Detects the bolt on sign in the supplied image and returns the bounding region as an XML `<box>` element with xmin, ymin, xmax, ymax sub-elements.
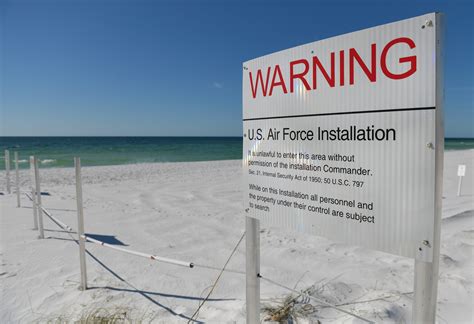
<box><xmin>242</xmin><ymin>13</ymin><xmax>443</xmax><ymax>262</ymax></box>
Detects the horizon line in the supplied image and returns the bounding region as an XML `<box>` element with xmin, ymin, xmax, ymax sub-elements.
<box><xmin>1</xmin><ymin>135</ymin><xmax>473</xmax><ymax>139</ymax></box>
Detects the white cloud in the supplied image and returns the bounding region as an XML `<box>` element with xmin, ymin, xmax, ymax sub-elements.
<box><xmin>212</xmin><ymin>82</ymin><xmax>223</xmax><ymax>89</ymax></box>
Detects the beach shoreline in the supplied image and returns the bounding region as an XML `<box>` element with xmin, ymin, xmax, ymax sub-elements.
<box><xmin>1</xmin><ymin>137</ymin><xmax>473</xmax><ymax>170</ymax></box>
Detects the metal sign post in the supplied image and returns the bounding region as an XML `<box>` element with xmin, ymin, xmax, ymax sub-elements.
<box><xmin>34</xmin><ymin>157</ymin><xmax>45</xmax><ymax>239</ymax></box>
<box><xmin>245</xmin><ymin>216</ymin><xmax>260</xmax><ymax>324</ymax></box>
<box><xmin>15</xmin><ymin>152</ymin><xmax>20</xmax><ymax>207</ymax></box>
<box><xmin>413</xmin><ymin>13</ymin><xmax>444</xmax><ymax>323</ymax></box>
<box><xmin>75</xmin><ymin>157</ymin><xmax>88</xmax><ymax>291</ymax></box>
<box><xmin>5</xmin><ymin>150</ymin><xmax>11</xmax><ymax>194</ymax></box>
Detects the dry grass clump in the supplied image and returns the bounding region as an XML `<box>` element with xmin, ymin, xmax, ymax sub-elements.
<box><xmin>77</xmin><ymin>307</ymin><xmax>135</xmax><ymax>323</ymax></box>
<box><xmin>262</xmin><ymin>273</ymin><xmax>346</xmax><ymax>323</ymax></box>
<box><xmin>262</xmin><ymin>290</ymin><xmax>321</xmax><ymax>323</ymax></box>
<box><xmin>43</xmin><ymin>306</ymin><xmax>153</xmax><ymax>324</ymax></box>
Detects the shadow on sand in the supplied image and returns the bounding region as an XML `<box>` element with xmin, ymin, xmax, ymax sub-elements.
<box><xmin>46</xmin><ymin>232</ymin><xmax>127</xmax><ymax>246</ymax></box>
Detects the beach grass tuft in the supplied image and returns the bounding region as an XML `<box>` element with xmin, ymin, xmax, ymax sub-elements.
<box><xmin>43</xmin><ymin>306</ymin><xmax>154</xmax><ymax>324</ymax></box>
<box><xmin>262</xmin><ymin>291</ymin><xmax>320</xmax><ymax>323</ymax></box>
<box><xmin>77</xmin><ymin>307</ymin><xmax>134</xmax><ymax>324</ymax></box>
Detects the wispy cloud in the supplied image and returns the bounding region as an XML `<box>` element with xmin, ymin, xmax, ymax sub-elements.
<box><xmin>212</xmin><ymin>82</ymin><xmax>223</xmax><ymax>89</ymax></box>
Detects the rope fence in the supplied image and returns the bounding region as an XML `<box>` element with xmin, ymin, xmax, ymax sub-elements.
<box><xmin>22</xmin><ymin>192</ymin><xmax>374</xmax><ymax>323</ymax></box>
<box><xmin>6</xmin><ymin>152</ymin><xmax>376</xmax><ymax>323</ymax></box>
<box><xmin>23</xmin><ymin>190</ymin><xmax>247</xmax><ymax>275</ymax></box>
<box><xmin>24</xmin><ymin>192</ymin><xmax>73</xmax><ymax>232</ymax></box>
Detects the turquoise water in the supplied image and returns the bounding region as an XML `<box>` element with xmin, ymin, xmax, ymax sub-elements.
<box><xmin>0</xmin><ymin>137</ymin><xmax>242</xmax><ymax>169</ymax></box>
<box><xmin>444</xmin><ymin>138</ymin><xmax>474</xmax><ymax>151</ymax></box>
<box><xmin>0</xmin><ymin>137</ymin><xmax>472</xmax><ymax>169</ymax></box>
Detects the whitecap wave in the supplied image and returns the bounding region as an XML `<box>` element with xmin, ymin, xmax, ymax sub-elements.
<box><xmin>40</xmin><ymin>159</ymin><xmax>56</xmax><ymax>164</ymax></box>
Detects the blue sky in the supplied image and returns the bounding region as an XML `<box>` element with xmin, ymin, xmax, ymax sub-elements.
<box><xmin>1</xmin><ymin>0</ymin><xmax>473</xmax><ymax>137</ymax></box>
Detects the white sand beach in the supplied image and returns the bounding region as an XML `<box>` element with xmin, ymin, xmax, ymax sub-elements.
<box><xmin>1</xmin><ymin>150</ymin><xmax>473</xmax><ymax>323</ymax></box>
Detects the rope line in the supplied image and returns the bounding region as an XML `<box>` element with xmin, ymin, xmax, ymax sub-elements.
<box><xmin>192</xmin><ymin>263</ymin><xmax>245</xmax><ymax>275</ymax></box>
<box><xmin>187</xmin><ymin>231</ymin><xmax>246</xmax><ymax>323</ymax></box>
<box><xmin>24</xmin><ymin>192</ymin><xmax>73</xmax><ymax>232</ymax></box>
<box><xmin>82</xmin><ymin>235</ymin><xmax>193</xmax><ymax>268</ymax></box>
<box><xmin>25</xmin><ymin>191</ymin><xmax>247</xmax><ymax>276</ymax></box>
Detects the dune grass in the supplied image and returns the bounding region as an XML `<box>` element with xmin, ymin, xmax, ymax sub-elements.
<box><xmin>43</xmin><ymin>306</ymin><xmax>155</xmax><ymax>324</ymax></box>
<box><xmin>262</xmin><ymin>291</ymin><xmax>320</xmax><ymax>323</ymax></box>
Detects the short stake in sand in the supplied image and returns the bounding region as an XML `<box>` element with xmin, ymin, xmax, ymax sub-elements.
<box><xmin>457</xmin><ymin>164</ymin><xmax>466</xmax><ymax>197</ymax></box>
<box><xmin>5</xmin><ymin>149</ymin><xmax>11</xmax><ymax>194</ymax></box>
<box><xmin>75</xmin><ymin>157</ymin><xmax>88</xmax><ymax>291</ymax></box>
<box><xmin>30</xmin><ymin>156</ymin><xmax>38</xmax><ymax>230</ymax></box>
<box><xmin>34</xmin><ymin>157</ymin><xmax>45</xmax><ymax>239</ymax></box>
<box><xmin>15</xmin><ymin>152</ymin><xmax>20</xmax><ymax>207</ymax></box>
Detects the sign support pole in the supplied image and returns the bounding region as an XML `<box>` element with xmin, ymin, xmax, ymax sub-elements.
<box><xmin>34</xmin><ymin>157</ymin><xmax>45</xmax><ymax>239</ymax></box>
<box><xmin>246</xmin><ymin>216</ymin><xmax>260</xmax><ymax>324</ymax></box>
<box><xmin>15</xmin><ymin>152</ymin><xmax>20</xmax><ymax>207</ymax></box>
<box><xmin>30</xmin><ymin>156</ymin><xmax>38</xmax><ymax>230</ymax></box>
<box><xmin>75</xmin><ymin>157</ymin><xmax>88</xmax><ymax>291</ymax></box>
<box><xmin>5</xmin><ymin>150</ymin><xmax>11</xmax><ymax>194</ymax></box>
<box><xmin>413</xmin><ymin>12</ymin><xmax>444</xmax><ymax>324</ymax></box>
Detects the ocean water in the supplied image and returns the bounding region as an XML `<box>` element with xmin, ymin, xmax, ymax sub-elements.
<box><xmin>0</xmin><ymin>137</ymin><xmax>242</xmax><ymax>169</ymax></box>
<box><xmin>0</xmin><ymin>137</ymin><xmax>472</xmax><ymax>169</ymax></box>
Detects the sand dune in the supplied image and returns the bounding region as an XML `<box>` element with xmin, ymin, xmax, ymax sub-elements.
<box><xmin>1</xmin><ymin>150</ymin><xmax>473</xmax><ymax>323</ymax></box>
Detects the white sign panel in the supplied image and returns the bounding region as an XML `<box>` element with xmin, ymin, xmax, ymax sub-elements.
<box><xmin>243</xmin><ymin>13</ymin><xmax>441</xmax><ymax>261</ymax></box>
<box><xmin>457</xmin><ymin>165</ymin><xmax>466</xmax><ymax>177</ymax></box>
